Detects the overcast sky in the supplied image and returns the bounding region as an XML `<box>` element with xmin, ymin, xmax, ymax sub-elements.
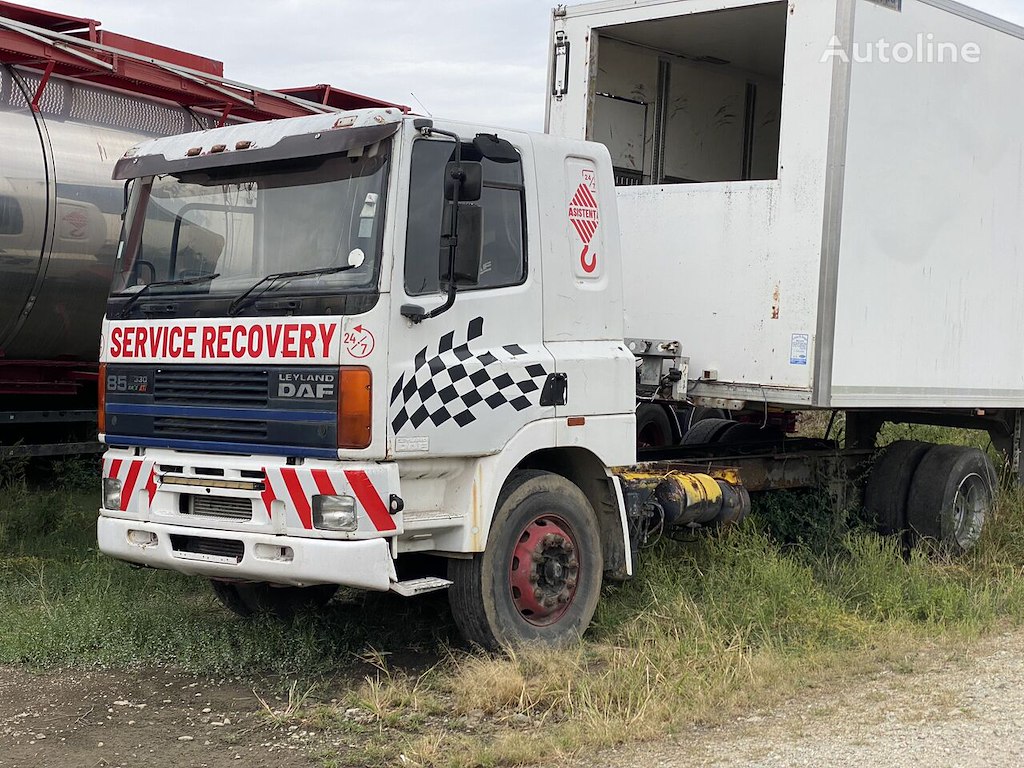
<box><xmin>19</xmin><ymin>0</ymin><xmax>1024</xmax><ymax>130</ymax></box>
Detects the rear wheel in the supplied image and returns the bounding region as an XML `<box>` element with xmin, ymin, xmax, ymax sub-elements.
<box><xmin>448</xmin><ymin>471</ymin><xmax>603</xmax><ymax>649</ymax></box>
<box><xmin>210</xmin><ymin>580</ymin><xmax>338</xmax><ymax>619</ymax></box>
<box><xmin>636</xmin><ymin>404</ymin><xmax>674</xmax><ymax>448</ymax></box>
<box><xmin>686</xmin><ymin>406</ymin><xmax>728</xmax><ymax>429</ymax></box>
<box><xmin>906</xmin><ymin>445</ymin><xmax>996</xmax><ymax>552</ymax></box>
<box><xmin>864</xmin><ymin>441</ymin><xmax>932</xmax><ymax>535</ymax></box>
<box><xmin>715</xmin><ymin>422</ymin><xmax>785</xmax><ymax>447</ymax></box>
<box><xmin>680</xmin><ymin>418</ymin><xmax>735</xmax><ymax>446</ymax></box>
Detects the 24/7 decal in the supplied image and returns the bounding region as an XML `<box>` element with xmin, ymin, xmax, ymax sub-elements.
<box><xmin>568</xmin><ymin>171</ymin><xmax>600</xmax><ymax>274</ymax></box>
<box><xmin>389</xmin><ymin>317</ymin><xmax>548</xmax><ymax>434</ymax></box>
<box><xmin>344</xmin><ymin>324</ymin><xmax>375</xmax><ymax>358</ymax></box>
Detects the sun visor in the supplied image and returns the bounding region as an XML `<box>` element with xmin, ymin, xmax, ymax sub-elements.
<box><xmin>113</xmin><ymin>122</ymin><xmax>400</xmax><ymax>180</ymax></box>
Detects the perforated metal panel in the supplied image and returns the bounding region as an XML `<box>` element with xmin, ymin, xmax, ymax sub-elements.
<box><xmin>16</xmin><ymin>69</ymin><xmax>199</xmax><ymax>135</ymax></box>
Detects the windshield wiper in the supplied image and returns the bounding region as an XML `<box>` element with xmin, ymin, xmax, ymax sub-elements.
<box><xmin>115</xmin><ymin>273</ymin><xmax>221</xmax><ymax>320</ymax></box>
<box><xmin>227</xmin><ymin>264</ymin><xmax>357</xmax><ymax>316</ymax></box>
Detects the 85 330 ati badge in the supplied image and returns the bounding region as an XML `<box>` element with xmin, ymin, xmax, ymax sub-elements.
<box><xmin>389</xmin><ymin>317</ymin><xmax>549</xmax><ymax>434</ymax></box>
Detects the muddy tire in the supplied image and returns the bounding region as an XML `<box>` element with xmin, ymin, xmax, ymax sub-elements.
<box><xmin>448</xmin><ymin>470</ymin><xmax>603</xmax><ymax>650</ymax></box>
<box><xmin>210</xmin><ymin>580</ymin><xmax>337</xmax><ymax>619</ymax></box>
<box><xmin>906</xmin><ymin>445</ymin><xmax>997</xmax><ymax>552</ymax></box>
<box><xmin>864</xmin><ymin>441</ymin><xmax>932</xmax><ymax>535</ymax></box>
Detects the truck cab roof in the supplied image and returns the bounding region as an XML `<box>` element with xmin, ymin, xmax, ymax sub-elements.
<box><xmin>113</xmin><ymin>108</ymin><xmax>406</xmax><ymax>180</ymax></box>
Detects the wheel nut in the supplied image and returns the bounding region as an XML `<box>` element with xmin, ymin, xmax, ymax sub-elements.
<box><xmin>565</xmin><ymin>578</ymin><xmax>576</xmax><ymax>589</ymax></box>
<box><xmin>534</xmin><ymin>588</ymin><xmax>544</xmax><ymax>600</ymax></box>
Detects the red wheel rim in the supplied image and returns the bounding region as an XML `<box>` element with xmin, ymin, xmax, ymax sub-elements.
<box><xmin>508</xmin><ymin>514</ymin><xmax>580</xmax><ymax>626</ymax></box>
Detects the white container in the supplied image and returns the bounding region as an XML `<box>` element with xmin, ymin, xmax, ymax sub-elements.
<box><xmin>547</xmin><ymin>0</ymin><xmax>1024</xmax><ymax>409</ymax></box>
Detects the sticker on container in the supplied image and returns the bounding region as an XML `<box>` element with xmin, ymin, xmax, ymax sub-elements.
<box><xmin>790</xmin><ymin>333</ymin><xmax>810</xmax><ymax>366</ymax></box>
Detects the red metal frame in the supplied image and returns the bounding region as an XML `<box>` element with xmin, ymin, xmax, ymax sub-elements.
<box><xmin>280</xmin><ymin>85</ymin><xmax>410</xmax><ymax>114</ymax></box>
<box><xmin>0</xmin><ymin>1</ymin><xmax>406</xmax><ymax>121</ymax></box>
<box><xmin>0</xmin><ymin>3</ymin><xmax>407</xmax><ymax>400</ymax></box>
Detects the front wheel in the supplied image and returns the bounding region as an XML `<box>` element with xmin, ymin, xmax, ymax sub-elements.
<box><xmin>448</xmin><ymin>471</ymin><xmax>603</xmax><ymax>649</ymax></box>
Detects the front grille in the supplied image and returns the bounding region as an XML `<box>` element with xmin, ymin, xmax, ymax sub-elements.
<box><xmin>154</xmin><ymin>416</ymin><xmax>268</xmax><ymax>441</ymax></box>
<box><xmin>184</xmin><ymin>495</ymin><xmax>253</xmax><ymax>521</ymax></box>
<box><xmin>169</xmin><ymin>534</ymin><xmax>243</xmax><ymax>562</ymax></box>
<box><xmin>154</xmin><ymin>367</ymin><xmax>268</xmax><ymax>407</ymax></box>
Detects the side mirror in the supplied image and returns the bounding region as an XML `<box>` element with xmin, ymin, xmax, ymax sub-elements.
<box><xmin>473</xmin><ymin>134</ymin><xmax>519</xmax><ymax>164</ymax></box>
<box><xmin>444</xmin><ymin>161</ymin><xmax>482</xmax><ymax>202</ymax></box>
<box><xmin>440</xmin><ymin>202</ymin><xmax>483</xmax><ymax>286</ymax></box>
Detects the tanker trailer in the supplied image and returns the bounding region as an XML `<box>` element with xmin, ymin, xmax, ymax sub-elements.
<box><xmin>0</xmin><ymin>2</ymin><xmax>403</xmax><ymax>456</ymax></box>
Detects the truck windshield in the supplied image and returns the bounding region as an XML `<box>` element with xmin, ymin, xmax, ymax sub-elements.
<box><xmin>110</xmin><ymin>149</ymin><xmax>388</xmax><ymax>310</ymax></box>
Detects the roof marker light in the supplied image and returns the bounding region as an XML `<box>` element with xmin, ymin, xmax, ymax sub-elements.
<box><xmin>186</xmin><ymin>147</ymin><xmax>201</xmax><ymax>157</ymax></box>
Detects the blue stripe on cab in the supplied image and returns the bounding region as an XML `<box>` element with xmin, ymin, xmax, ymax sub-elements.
<box><xmin>106</xmin><ymin>403</ymin><xmax>335</xmax><ymax>423</ymax></box>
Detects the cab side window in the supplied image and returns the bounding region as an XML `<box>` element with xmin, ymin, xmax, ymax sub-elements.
<box><xmin>405</xmin><ymin>139</ymin><xmax>526</xmax><ymax>296</ymax></box>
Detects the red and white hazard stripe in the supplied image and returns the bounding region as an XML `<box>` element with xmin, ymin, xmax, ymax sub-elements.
<box><xmin>259</xmin><ymin>466</ymin><xmax>396</xmax><ymax>533</ymax></box>
<box><xmin>103</xmin><ymin>457</ymin><xmax>157</xmax><ymax>512</ymax></box>
<box><xmin>570</xmin><ymin>184</ymin><xmax>600</xmax><ymax>244</ymax></box>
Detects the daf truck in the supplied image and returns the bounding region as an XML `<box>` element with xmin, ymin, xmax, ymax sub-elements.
<box><xmin>96</xmin><ymin>0</ymin><xmax>1022</xmax><ymax>646</ymax></box>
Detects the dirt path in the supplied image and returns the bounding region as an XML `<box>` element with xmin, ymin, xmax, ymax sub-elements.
<box><xmin>573</xmin><ymin>630</ymin><xmax>1024</xmax><ymax>768</ymax></box>
<box><xmin>0</xmin><ymin>666</ymin><xmax>318</xmax><ymax>768</ymax></box>
<box><xmin>5</xmin><ymin>631</ymin><xmax>1024</xmax><ymax>768</ymax></box>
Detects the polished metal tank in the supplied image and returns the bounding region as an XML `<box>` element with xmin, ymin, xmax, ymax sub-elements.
<box><xmin>0</xmin><ymin>64</ymin><xmax>213</xmax><ymax>362</ymax></box>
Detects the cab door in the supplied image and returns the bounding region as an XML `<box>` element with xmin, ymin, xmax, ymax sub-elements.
<box><xmin>386</xmin><ymin>126</ymin><xmax>555</xmax><ymax>460</ymax></box>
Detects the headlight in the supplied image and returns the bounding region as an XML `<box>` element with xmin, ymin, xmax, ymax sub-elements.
<box><xmin>103</xmin><ymin>477</ymin><xmax>123</xmax><ymax>510</ymax></box>
<box><xmin>312</xmin><ymin>494</ymin><xmax>358</xmax><ymax>531</ymax></box>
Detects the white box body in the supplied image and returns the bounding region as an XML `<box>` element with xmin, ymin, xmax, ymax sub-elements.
<box><xmin>547</xmin><ymin>0</ymin><xmax>1024</xmax><ymax>409</ymax></box>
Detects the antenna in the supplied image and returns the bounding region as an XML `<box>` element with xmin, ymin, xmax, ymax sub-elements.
<box><xmin>409</xmin><ymin>92</ymin><xmax>432</xmax><ymax>117</ymax></box>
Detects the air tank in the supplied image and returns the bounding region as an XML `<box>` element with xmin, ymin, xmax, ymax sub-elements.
<box><xmin>0</xmin><ymin>63</ymin><xmax>214</xmax><ymax>362</ymax></box>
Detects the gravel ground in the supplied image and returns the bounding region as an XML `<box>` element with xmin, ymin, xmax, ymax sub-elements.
<box><xmin>0</xmin><ymin>665</ymin><xmax>319</xmax><ymax>768</ymax></box>
<box><xmin>571</xmin><ymin>630</ymin><xmax>1024</xmax><ymax>768</ymax></box>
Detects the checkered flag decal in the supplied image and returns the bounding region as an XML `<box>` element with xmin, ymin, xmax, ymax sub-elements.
<box><xmin>390</xmin><ymin>317</ymin><xmax>548</xmax><ymax>434</ymax></box>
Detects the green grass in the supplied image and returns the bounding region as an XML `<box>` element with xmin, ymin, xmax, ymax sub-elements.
<box><xmin>0</xmin><ymin>479</ymin><xmax>457</xmax><ymax>676</ymax></box>
<box><xmin>3</xmin><ymin>434</ymin><xmax>1024</xmax><ymax>766</ymax></box>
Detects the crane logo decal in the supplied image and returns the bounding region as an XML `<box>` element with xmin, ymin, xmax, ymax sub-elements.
<box><xmin>568</xmin><ymin>173</ymin><xmax>600</xmax><ymax>274</ymax></box>
<box><xmin>390</xmin><ymin>317</ymin><xmax>548</xmax><ymax>434</ymax></box>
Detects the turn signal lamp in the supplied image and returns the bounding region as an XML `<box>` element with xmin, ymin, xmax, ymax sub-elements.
<box><xmin>338</xmin><ymin>366</ymin><xmax>372</xmax><ymax>449</ymax></box>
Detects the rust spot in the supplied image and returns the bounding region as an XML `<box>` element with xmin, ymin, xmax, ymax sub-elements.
<box><xmin>771</xmin><ymin>284</ymin><xmax>781</xmax><ymax>320</ymax></box>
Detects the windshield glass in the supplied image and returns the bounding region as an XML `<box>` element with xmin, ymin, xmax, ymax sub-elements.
<box><xmin>111</xmin><ymin>148</ymin><xmax>388</xmax><ymax>300</ymax></box>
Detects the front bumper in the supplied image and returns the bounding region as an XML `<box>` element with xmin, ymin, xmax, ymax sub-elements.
<box><xmin>97</xmin><ymin>516</ymin><xmax>397</xmax><ymax>590</ymax></box>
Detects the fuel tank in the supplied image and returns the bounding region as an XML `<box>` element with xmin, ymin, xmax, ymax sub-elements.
<box><xmin>0</xmin><ymin>64</ymin><xmax>213</xmax><ymax>362</ymax></box>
